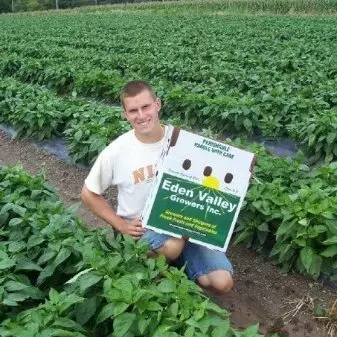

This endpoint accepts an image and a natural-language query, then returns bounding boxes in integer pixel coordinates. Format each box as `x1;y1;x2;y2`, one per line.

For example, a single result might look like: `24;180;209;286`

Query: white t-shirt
85;128;167;219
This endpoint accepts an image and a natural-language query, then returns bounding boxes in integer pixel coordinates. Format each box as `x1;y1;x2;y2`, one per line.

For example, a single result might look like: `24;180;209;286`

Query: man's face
123;90;161;137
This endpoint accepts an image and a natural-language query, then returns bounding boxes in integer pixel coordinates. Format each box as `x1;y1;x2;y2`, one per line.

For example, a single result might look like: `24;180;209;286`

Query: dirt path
1;129;336;337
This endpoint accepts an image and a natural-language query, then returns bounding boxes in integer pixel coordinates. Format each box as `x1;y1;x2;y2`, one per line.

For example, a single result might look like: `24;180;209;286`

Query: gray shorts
141;229;233;281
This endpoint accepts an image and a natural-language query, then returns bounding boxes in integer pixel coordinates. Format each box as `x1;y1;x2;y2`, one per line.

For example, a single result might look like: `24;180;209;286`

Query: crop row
1;75;337;279
92;0;337;15
1;75;337;280
0;12;336;162
0;165;264;337
0;77;129;164
1;52;336;164
4;0;337;15
233;141;337;280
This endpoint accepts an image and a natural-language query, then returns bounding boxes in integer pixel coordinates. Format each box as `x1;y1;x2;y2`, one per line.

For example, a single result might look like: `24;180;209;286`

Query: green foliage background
0;166;265;337
1;0;155;13
0;0;336;287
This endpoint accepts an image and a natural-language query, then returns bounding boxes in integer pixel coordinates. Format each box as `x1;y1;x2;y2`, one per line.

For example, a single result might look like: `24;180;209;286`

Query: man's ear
156;98;161;112
121;109;127;120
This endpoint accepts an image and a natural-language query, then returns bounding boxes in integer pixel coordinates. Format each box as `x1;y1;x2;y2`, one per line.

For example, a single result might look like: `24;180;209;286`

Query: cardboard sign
142;126;255;252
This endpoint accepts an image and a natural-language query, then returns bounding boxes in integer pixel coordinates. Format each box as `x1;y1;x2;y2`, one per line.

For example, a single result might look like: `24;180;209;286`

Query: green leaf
157;279;176;293
97;303;115;324
257;223;269;232
325;152;334;163
6;291;29;303
49;288;59;303
21;286;45;300
323;236;337;245
298;219;308;226
2;298;18;306
184;326;195;337
146;301;162;311
74;130;83;142
308;255;322;279
0;250;8;259
212;320;230;337
11;205;26;217
114;302;129;316
38;249;57;265
53;248;71;267
326;132;336;145
138;316;150;335
8;218;23;227
0;212;9;226
308;225;327;238
113;312;136;337
155;255;167;270
38;264;55;284
243;118;252;131
53;317;85;333
0;258;16;270
8;241;26;253
31;190;43;199
16;259;42;271
27;235;45;248
300;247;315;272
168;302;179;317
113;278;133;301
79;272;102;293
151;323;175;337
76;296;98;325
276;220;295;238
314;304;328;317
308;134;316;147
232;230;252;245
5;281;29;291
320;245;337;258
206;301;228;318
38;118;44;128
41;328;80;336
59;293;84;313
241;323;260;336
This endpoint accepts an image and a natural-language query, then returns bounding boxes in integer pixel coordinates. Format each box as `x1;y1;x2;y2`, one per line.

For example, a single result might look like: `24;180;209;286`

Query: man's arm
80;185;144;239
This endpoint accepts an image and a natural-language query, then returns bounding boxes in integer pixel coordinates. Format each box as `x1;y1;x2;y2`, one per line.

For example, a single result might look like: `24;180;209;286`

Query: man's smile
137;119;151;127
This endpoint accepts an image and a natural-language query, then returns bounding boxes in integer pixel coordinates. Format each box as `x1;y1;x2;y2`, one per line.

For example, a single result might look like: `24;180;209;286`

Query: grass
282;296;337;337
316;299;337;337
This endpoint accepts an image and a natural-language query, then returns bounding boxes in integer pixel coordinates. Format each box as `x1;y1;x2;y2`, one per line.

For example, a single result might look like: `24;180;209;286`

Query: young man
81;80;233;294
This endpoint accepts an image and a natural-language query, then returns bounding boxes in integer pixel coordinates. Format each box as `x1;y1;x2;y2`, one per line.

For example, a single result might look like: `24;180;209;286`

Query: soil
1;129;336;337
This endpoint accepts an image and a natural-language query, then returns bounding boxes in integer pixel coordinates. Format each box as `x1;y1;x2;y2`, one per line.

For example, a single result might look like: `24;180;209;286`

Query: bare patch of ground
1;129;336;337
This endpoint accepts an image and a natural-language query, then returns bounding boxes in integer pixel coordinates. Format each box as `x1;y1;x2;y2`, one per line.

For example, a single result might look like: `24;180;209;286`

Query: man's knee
155;237;185;261
213;272;234;294
197;270;234;294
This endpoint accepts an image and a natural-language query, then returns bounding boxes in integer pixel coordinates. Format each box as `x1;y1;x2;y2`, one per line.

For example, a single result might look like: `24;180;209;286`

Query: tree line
0;0;141;13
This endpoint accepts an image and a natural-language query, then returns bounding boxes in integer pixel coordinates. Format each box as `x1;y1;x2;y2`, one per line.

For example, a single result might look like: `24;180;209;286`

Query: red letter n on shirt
132;165;154;184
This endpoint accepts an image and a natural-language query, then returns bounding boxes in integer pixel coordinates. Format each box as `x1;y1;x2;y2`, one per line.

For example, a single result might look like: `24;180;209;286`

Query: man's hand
81;186;145;239
118;218;145;240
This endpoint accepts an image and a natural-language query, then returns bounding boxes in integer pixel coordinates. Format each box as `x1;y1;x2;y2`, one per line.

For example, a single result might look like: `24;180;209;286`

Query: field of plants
1;165;268;336
0;1;337;335
0;12;337;163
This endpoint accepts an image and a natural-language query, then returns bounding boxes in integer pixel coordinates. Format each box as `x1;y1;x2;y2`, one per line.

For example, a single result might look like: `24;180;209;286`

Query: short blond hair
120;80;156;108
